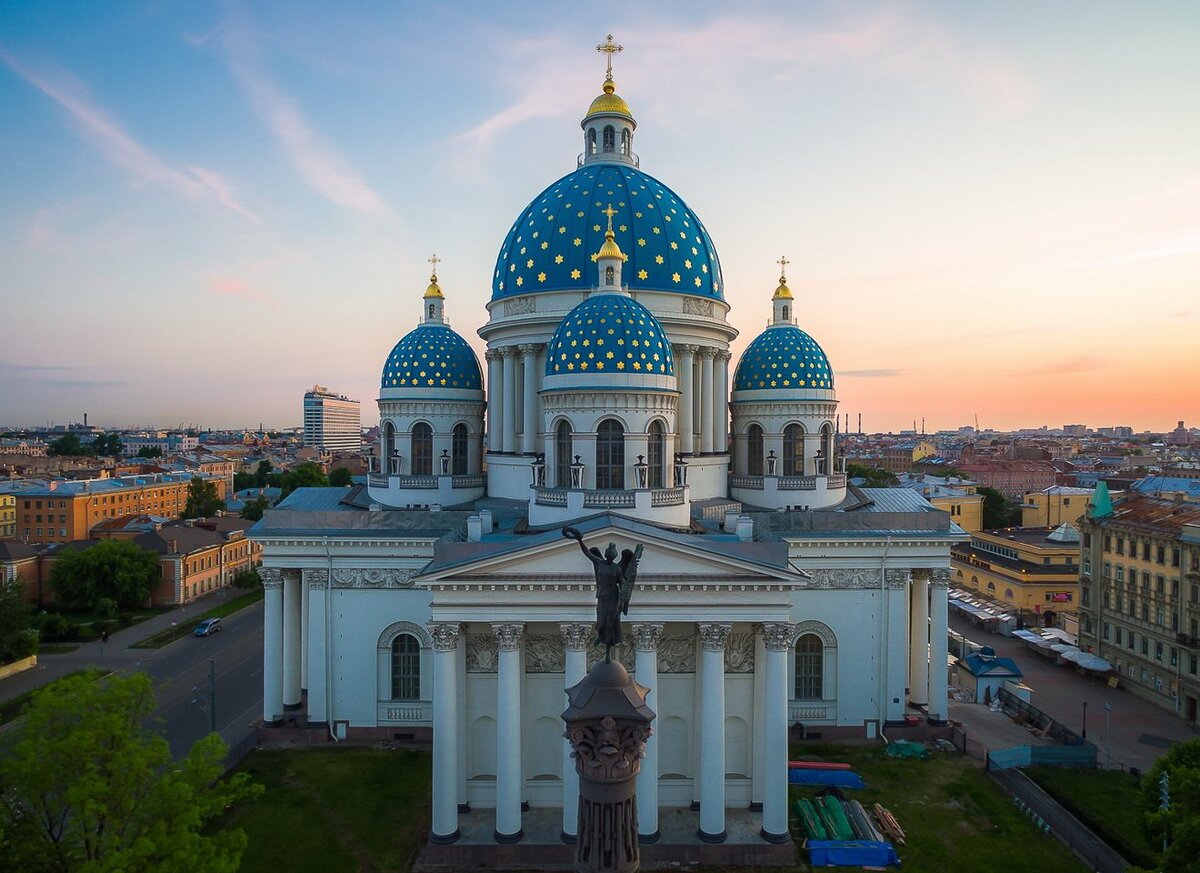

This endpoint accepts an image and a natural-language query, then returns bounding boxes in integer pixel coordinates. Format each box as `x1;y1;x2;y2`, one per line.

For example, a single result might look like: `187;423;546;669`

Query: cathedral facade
253;47;964;850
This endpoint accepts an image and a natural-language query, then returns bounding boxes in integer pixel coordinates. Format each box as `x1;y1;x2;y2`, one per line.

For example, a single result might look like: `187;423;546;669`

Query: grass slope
1025;766;1155;868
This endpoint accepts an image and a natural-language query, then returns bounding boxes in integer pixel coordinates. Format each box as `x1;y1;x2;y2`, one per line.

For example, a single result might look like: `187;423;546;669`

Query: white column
282;570;302;709
676;345;696;454
700;349;715;454
560;623;592;842
300;567;309;691
502;348;518;453
486;349;502;452
928;569;951;723
751;630;766;808
633;623;664;843
305;571;328;723
261;569;283;724
697;622;730;843
760;623;794;843
493;623;525;842
521;344;540;455
885;569;910;723
456;638;468;810
909;570;930;707
429;623;462;844
713;351;728;453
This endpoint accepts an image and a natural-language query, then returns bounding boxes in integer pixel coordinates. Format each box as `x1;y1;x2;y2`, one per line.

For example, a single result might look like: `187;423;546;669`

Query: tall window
648;421;665;488
588;128;597;155
596;420;625;489
452;423;468;475
605;265;615;286
795;634;823;699
382;421;396;473
747;424;764;475
390;634;420;700
411;423;433;475
821;423;835;474
603;125;615;153
555;421;573;487
782;424;804;476
621;128;631;155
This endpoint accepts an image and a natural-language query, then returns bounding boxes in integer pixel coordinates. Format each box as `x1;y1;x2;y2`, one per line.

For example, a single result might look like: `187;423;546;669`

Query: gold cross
777;255;790;281
596;34;622;81
428;253;441;278
602;203;618;232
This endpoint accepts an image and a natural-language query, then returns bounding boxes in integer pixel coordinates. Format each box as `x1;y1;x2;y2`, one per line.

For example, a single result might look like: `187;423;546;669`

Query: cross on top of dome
596;33;622;85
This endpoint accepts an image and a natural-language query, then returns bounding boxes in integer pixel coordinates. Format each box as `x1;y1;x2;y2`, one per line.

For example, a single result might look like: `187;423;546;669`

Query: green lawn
1025;766;1156;868
130;589;264;649
0;668;105;726
219;748;431;873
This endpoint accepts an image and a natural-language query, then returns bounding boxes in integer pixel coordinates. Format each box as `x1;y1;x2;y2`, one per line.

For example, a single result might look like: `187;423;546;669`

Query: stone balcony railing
789;700;836;723
377;701;432;725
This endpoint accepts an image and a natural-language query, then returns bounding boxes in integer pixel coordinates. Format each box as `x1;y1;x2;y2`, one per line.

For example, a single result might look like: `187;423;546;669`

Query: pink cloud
206;275;280;310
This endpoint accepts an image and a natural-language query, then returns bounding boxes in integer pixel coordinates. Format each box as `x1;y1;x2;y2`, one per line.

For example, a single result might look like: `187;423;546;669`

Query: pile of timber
872;802;907;846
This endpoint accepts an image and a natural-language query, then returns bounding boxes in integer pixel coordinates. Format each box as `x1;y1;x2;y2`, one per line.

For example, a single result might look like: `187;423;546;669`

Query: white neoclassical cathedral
253;44;964;854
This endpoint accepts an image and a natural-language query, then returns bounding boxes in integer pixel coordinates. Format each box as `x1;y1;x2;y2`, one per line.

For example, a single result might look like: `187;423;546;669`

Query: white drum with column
697;622;731;843
759;622;794;843
283;570;302;709
261;568;284;725
493;623;525;843
909;570;931;707
928;569;952;724
429;623;462;844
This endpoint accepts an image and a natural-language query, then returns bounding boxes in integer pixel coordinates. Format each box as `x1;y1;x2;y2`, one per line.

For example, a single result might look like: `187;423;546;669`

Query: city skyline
2;2;1198;431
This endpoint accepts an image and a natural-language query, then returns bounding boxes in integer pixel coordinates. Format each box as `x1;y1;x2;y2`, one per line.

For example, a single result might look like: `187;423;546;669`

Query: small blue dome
546;294;674;377
380;324;482;391
493;163;723;300
733;326;833;391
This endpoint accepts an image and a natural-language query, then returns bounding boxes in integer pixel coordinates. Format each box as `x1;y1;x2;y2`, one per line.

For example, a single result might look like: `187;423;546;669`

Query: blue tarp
787;769;866;789
806;839;901;867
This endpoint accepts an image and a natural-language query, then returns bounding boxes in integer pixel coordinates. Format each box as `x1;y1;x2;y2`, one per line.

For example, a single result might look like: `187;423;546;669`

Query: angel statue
562;526;643;662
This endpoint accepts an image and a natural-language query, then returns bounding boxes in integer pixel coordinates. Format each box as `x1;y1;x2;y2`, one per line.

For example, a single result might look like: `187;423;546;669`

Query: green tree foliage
232;471;255;491
91;433;123;457
254;459;273;487
232;568;262;589
49;540;159;610
47;434;84;456
0;576;38;664
1136;739;1200;873
240;495;270;521
846;463;900;487
279;462;328;498
135;446;162;458
977;486;1015;529
328;467;353;487
182;475;223;519
0;672;261;873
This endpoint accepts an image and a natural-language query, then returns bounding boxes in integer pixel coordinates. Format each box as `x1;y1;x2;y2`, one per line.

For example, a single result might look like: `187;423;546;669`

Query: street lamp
1082;700;1087;741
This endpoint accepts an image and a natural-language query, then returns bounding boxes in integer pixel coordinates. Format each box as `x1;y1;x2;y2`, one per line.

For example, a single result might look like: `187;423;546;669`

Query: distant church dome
734;326;833;393
545;293;675;377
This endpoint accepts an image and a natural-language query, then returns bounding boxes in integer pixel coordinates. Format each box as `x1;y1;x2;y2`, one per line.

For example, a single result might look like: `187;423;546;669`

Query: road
950;611;1198;771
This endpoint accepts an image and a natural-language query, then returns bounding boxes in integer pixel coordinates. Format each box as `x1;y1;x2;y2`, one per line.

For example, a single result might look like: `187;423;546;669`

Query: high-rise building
302;385;361;452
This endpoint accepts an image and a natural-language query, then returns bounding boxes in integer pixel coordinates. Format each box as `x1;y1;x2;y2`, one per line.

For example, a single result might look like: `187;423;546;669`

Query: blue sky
2;1;1198;431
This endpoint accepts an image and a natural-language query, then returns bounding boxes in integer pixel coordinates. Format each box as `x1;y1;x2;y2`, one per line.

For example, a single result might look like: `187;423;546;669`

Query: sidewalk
0;588;241;705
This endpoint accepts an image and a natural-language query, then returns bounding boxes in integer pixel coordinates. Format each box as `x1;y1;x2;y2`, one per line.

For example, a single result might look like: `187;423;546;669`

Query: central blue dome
380;324;482;391
546;294;675;377
734;325;833;391
493;164;723;300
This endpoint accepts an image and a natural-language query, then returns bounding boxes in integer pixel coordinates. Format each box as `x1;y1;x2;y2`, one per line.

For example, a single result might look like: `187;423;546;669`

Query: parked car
194;617;222;637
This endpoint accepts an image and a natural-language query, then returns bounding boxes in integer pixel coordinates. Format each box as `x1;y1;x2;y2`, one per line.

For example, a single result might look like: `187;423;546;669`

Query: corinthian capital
931;568;952;589
559;622;593;652
428;622;462;651
698;622;732;651
674;343;699;357
492;623;525;651
760;622;796;652
518;343;542;357
485;349;502;363
630;623;664;652
885;568;910;589
259;567;283;589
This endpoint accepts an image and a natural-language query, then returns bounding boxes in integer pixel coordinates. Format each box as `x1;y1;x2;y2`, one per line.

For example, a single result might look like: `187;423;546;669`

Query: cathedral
253;40;964;857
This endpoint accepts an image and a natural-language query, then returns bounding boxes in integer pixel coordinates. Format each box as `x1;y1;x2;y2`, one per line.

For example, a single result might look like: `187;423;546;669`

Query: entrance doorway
1187;695;1198;724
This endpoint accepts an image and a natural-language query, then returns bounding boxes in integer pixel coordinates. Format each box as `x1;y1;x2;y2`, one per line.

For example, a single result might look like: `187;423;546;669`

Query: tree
91;433;123;457
231;568;261;589
977;486;1014;530
279;462;328;498
49;540;159;610
845;463;900;488
182;475;222;519
240;495;270;521
1136;739;1200;873
135;446;162;458
0;672;261;873
0;576;37;664
232;471;255;491
328;467;353;487
253;459;273;487
47;434;84;456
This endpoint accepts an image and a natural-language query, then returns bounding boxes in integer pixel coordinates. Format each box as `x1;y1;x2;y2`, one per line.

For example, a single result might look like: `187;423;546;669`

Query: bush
95;597;118;620
119;613;134;627
74;625;100;643
38;613;71;643
233;569;262;590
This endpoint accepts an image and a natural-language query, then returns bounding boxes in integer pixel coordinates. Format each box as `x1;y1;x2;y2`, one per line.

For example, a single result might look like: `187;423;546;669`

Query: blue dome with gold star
733;325;833;392
380;324;482;392
493;163;723;300
545;293;675;377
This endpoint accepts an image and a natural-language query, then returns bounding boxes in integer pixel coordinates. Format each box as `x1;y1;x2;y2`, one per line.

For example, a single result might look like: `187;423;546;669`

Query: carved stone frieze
427;623;461;651
565;715;651;784
724;632;755;672
656;635;696;673
302;568;329;589
492;623;525;652
331;568;415;589
760;622;796;652
504;296;536;316
808;568;880;590
588;641;635;672
466;632;497;672
259;567;283;589
629;623;664;652
793;620;837;647
682;297;715;317
560;622;594;652
524;634;565;672
885;568;911;589
698;623;732;652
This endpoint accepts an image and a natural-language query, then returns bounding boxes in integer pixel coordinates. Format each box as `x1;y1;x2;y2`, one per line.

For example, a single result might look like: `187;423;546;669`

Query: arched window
391;634;420;700
382;421;396;474
795;634;823;699
782;424;804;476
821;423;835;474
587;128;597;155
781;305;789;320
605;265;615;286
555;421;573;488
428;304;435;319
452;423;468;476
648;421;665;489
411;423;433;476
747;424;764;475
603;125;615;153
987;581;996;593
621;128;631;156
596;419;625;489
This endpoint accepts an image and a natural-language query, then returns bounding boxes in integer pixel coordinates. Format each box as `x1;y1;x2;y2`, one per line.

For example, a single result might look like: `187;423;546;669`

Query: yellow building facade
952;526;1081;626
1021;486;1120;528
0;494;15;539
930;492;984;534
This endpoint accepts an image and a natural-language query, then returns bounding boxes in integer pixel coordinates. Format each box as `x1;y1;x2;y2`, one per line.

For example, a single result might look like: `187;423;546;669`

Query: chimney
724;507;739;532
467;515;483;542
480;508;494;534
736;515;754;542
168;538;178;553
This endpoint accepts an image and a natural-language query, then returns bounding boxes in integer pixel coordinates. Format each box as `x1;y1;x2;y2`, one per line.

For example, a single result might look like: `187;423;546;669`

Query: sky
1;1;1198;433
